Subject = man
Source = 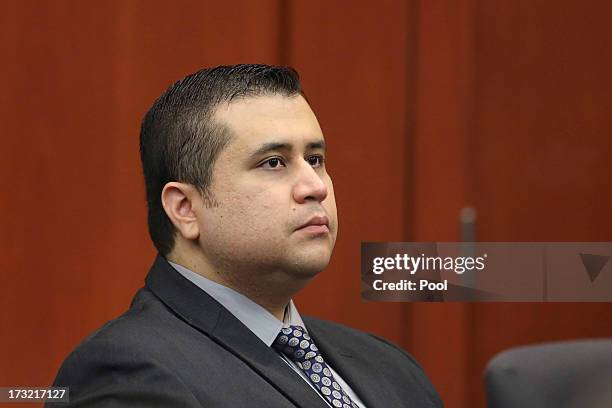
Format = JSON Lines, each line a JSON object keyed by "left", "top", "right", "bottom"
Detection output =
{"left": 48, "top": 65, "right": 442, "bottom": 407}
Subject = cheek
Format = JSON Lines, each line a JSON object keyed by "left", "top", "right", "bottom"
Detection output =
{"left": 210, "top": 189, "right": 285, "bottom": 236}
{"left": 199, "top": 194, "right": 290, "bottom": 264}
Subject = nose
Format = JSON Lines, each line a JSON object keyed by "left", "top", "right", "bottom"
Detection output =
{"left": 292, "top": 160, "right": 328, "bottom": 204}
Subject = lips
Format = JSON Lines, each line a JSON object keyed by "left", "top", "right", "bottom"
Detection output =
{"left": 296, "top": 215, "right": 330, "bottom": 233}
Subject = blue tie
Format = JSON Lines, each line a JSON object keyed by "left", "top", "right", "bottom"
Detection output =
{"left": 273, "top": 325, "right": 360, "bottom": 408}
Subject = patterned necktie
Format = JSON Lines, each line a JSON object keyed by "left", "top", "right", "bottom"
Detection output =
{"left": 273, "top": 325, "right": 359, "bottom": 408}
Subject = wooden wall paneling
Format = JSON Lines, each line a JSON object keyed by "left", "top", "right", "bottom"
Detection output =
{"left": 473, "top": 0, "right": 612, "bottom": 242}
{"left": 0, "top": 2, "right": 119, "bottom": 392}
{"left": 466, "top": 1, "right": 612, "bottom": 407}
{"left": 409, "top": 1, "right": 477, "bottom": 407}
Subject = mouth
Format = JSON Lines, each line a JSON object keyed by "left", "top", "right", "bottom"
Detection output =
{"left": 296, "top": 215, "right": 330, "bottom": 235}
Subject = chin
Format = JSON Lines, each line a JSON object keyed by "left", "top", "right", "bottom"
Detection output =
{"left": 286, "top": 252, "right": 332, "bottom": 278}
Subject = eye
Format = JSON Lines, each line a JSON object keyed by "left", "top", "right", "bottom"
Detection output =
{"left": 307, "top": 155, "right": 325, "bottom": 167}
{"left": 259, "top": 157, "right": 286, "bottom": 169}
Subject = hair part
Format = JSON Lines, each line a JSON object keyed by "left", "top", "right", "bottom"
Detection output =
{"left": 140, "top": 64, "right": 303, "bottom": 256}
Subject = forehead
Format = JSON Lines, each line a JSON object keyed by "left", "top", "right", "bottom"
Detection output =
{"left": 212, "top": 94, "right": 324, "bottom": 151}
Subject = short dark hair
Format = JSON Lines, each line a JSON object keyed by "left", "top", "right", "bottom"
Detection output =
{"left": 139, "top": 64, "right": 303, "bottom": 256}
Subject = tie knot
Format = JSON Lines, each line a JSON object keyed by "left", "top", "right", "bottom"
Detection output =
{"left": 273, "top": 325, "right": 320, "bottom": 362}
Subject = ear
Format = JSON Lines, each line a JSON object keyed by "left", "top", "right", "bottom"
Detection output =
{"left": 161, "top": 182, "right": 202, "bottom": 241}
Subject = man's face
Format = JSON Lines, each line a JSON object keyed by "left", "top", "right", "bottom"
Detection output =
{"left": 195, "top": 94, "right": 338, "bottom": 279}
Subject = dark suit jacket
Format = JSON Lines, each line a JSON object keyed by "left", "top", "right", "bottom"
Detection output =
{"left": 47, "top": 256, "right": 443, "bottom": 407}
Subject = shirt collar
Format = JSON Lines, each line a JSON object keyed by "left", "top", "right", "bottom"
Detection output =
{"left": 169, "top": 261, "right": 306, "bottom": 346}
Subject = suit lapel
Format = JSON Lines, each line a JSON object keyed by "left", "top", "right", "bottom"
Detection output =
{"left": 306, "top": 319, "right": 406, "bottom": 408}
{"left": 212, "top": 307, "right": 330, "bottom": 408}
{"left": 145, "top": 255, "right": 329, "bottom": 408}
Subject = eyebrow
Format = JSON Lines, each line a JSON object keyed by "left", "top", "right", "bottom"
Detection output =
{"left": 250, "top": 139, "right": 326, "bottom": 159}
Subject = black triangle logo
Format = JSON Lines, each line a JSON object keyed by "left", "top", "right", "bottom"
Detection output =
{"left": 579, "top": 253, "right": 610, "bottom": 282}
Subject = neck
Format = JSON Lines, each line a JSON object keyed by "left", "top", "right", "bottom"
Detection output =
{"left": 167, "top": 250, "right": 309, "bottom": 321}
